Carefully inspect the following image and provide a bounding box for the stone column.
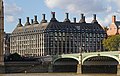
[77,64,82,74]
[117,65,120,75]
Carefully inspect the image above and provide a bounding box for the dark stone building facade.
[10,12,106,57]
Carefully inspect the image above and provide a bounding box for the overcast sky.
[4,0,120,33]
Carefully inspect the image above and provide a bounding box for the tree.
[102,35,120,51]
[7,53,22,61]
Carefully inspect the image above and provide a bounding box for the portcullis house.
[10,13,106,57]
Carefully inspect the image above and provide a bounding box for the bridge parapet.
[51,51,120,74]
[82,51,120,64]
[52,54,80,64]
[52,51,120,64]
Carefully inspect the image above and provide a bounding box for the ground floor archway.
[82,56,119,73]
[53,58,78,72]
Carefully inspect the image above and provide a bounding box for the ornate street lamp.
[79,47,83,73]
[79,47,82,65]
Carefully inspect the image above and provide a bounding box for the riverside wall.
[0,62,50,73]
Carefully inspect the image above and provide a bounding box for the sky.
[3,0,120,33]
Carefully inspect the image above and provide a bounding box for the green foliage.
[7,53,22,61]
[5,53,38,62]
[102,35,120,51]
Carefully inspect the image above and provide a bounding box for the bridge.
[49,51,120,74]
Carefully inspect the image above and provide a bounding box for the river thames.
[0,73,118,76]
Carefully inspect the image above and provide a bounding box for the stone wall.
[0,62,50,73]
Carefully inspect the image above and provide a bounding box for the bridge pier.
[48,63,53,72]
[77,64,82,74]
[117,65,120,75]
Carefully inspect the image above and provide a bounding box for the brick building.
[107,15,120,36]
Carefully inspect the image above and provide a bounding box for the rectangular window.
[63,32,65,36]
[59,32,61,36]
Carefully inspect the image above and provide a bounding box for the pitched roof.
[46,22,77,31]
[12,20,105,34]
[12,23,48,34]
[115,21,120,28]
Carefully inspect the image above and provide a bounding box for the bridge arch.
[82,54,119,73]
[53,56,79,64]
[53,56,79,72]
[82,54,119,64]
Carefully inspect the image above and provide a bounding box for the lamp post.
[79,47,82,73]
[79,47,82,65]
[77,47,83,74]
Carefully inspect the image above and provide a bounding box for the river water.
[0,73,118,76]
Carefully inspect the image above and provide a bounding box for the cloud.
[44,0,120,26]
[83,16,104,26]
[44,0,118,14]
[85,12,120,27]
[6,15,15,23]
[4,2,22,23]
[5,3,22,15]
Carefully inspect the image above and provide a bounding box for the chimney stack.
[81,14,84,19]
[50,12,58,22]
[43,14,45,20]
[92,14,98,23]
[25,17,30,26]
[52,12,55,18]
[33,15,39,24]
[17,18,23,27]
[83,16,85,22]
[112,15,116,23]
[93,14,96,20]
[64,13,70,22]
[41,14,47,23]
[66,13,69,19]
[73,18,76,23]
[31,19,33,24]
[79,13,85,23]
[27,17,29,23]
[19,18,21,24]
